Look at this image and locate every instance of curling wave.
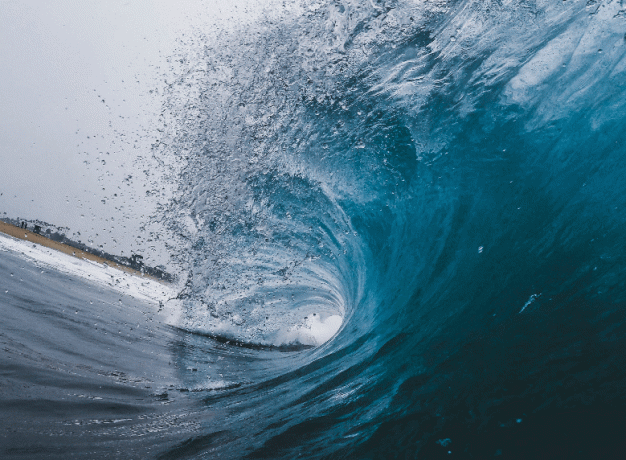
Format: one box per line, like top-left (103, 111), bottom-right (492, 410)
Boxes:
top-left (150, 0), bottom-right (626, 456)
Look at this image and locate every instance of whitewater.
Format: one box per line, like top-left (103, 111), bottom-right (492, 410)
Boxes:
top-left (2, 0), bottom-right (626, 458)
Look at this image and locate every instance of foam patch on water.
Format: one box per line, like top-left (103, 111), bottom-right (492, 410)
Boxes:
top-left (273, 313), bottom-right (343, 347)
top-left (186, 310), bottom-right (343, 348)
top-left (0, 233), bottom-right (179, 316)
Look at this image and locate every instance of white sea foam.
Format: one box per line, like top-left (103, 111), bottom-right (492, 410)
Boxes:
top-left (0, 233), bottom-right (179, 315)
top-left (273, 313), bottom-right (343, 347)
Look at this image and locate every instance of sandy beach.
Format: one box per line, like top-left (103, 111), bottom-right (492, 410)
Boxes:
top-left (0, 220), bottom-right (155, 280)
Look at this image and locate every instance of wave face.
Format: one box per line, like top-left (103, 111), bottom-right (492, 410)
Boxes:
top-left (151, 0), bottom-right (626, 456)
top-left (153, 0), bottom-right (626, 456)
top-left (4, 0), bottom-right (625, 458)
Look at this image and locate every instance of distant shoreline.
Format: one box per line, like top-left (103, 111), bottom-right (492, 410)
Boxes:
top-left (0, 220), bottom-right (168, 283)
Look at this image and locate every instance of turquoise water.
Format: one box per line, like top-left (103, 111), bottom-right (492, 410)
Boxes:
top-left (3, 0), bottom-right (626, 458)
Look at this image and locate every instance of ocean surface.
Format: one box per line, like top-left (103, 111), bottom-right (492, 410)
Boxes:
top-left (2, 0), bottom-right (626, 458)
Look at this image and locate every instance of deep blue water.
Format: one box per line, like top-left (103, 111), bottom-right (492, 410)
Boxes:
top-left (3, 0), bottom-right (626, 458)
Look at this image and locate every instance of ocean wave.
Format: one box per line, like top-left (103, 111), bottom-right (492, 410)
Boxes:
top-left (3, 1), bottom-right (626, 458)
top-left (148, 0), bottom-right (626, 456)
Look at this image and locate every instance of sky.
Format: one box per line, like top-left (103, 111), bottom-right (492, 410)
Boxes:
top-left (0, 0), bottom-right (276, 265)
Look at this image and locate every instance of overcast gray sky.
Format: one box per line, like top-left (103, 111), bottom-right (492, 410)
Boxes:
top-left (0, 0), bottom-right (273, 264)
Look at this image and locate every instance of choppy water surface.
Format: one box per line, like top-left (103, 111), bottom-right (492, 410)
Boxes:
top-left (3, 0), bottom-right (626, 458)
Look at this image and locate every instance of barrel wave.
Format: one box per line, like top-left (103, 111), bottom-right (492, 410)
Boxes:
top-left (3, 0), bottom-right (626, 458)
